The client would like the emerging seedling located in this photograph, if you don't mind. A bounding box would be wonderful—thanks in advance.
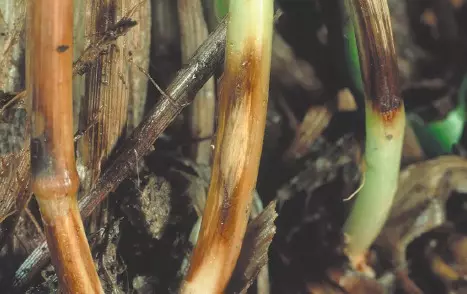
[27,1,103,292]
[342,0,406,269]
[181,0,274,292]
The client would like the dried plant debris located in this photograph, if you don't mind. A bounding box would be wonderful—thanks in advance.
[120,175,172,240]
[0,91,20,108]
[284,104,333,161]
[167,157,211,216]
[24,219,126,294]
[271,32,322,92]
[24,265,59,294]
[227,201,278,294]
[0,0,25,92]
[0,106,27,155]
[277,135,360,206]
[377,156,467,268]
[95,219,126,294]
[132,275,158,294]
[73,17,137,76]
[0,102,29,225]
[307,268,385,294]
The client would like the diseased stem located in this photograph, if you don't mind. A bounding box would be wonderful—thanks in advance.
[342,0,405,268]
[26,1,103,293]
[181,0,274,292]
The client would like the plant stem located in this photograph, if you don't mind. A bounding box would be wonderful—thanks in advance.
[181,0,274,292]
[342,0,405,267]
[27,1,103,292]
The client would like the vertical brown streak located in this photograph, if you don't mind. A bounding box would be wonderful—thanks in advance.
[352,0,401,114]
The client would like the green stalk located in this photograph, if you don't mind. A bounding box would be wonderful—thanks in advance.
[181,0,273,293]
[342,0,405,267]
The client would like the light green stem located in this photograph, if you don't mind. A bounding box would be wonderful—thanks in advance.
[342,0,405,264]
[344,103,405,260]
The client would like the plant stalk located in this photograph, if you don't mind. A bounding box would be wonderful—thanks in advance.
[181,0,274,292]
[26,1,103,292]
[342,0,405,267]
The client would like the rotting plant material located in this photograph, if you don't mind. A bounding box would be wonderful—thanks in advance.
[180,0,274,292]
[26,0,103,292]
[226,201,278,293]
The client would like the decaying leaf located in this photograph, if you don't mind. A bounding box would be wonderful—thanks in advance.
[284,104,333,161]
[227,201,278,294]
[337,88,358,112]
[277,135,360,206]
[307,268,385,294]
[271,32,322,92]
[377,156,467,267]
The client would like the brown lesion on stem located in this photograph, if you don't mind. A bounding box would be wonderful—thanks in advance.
[29,0,78,201]
[183,37,270,293]
[351,0,402,119]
